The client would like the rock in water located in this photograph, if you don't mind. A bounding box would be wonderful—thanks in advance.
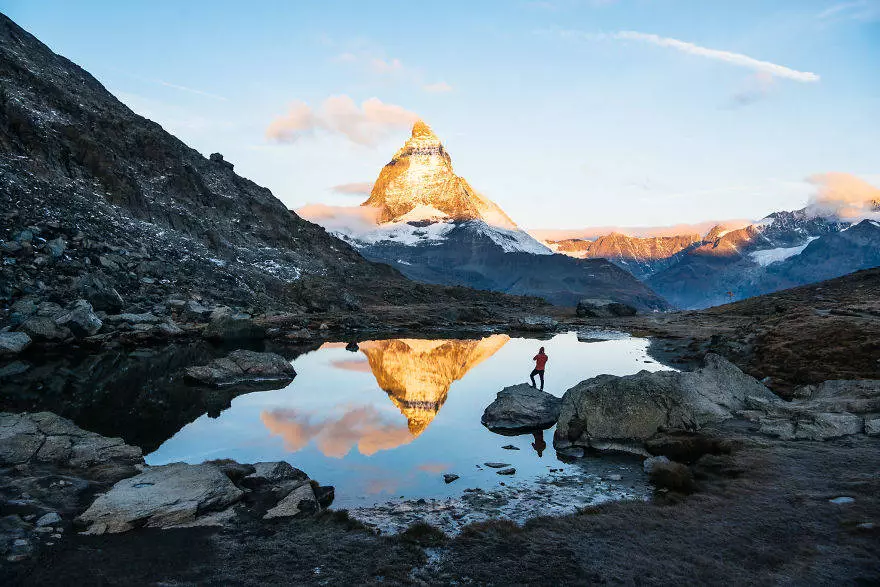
[443,474,459,484]
[554,354,777,455]
[481,384,562,433]
[185,350,296,386]
[77,462,244,534]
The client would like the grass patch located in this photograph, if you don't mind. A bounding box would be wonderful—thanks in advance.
[399,521,448,547]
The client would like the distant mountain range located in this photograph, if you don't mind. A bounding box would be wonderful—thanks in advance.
[541,206,880,309]
[301,122,669,310]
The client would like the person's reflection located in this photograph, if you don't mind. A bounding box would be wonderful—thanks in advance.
[531,430,546,457]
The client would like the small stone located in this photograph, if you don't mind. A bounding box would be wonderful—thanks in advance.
[36,512,61,527]
[484,462,511,469]
[829,496,855,505]
[496,468,516,475]
[856,522,875,530]
[443,474,459,484]
[608,474,622,481]
[501,445,520,450]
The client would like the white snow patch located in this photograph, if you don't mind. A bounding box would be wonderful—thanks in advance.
[748,237,819,266]
[471,222,553,255]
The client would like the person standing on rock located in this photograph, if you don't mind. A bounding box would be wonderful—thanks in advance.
[530,347,548,391]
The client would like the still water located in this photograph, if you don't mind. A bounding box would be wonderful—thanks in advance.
[147,331,672,511]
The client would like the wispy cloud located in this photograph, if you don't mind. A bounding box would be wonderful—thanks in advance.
[817,0,880,22]
[423,81,454,93]
[331,182,374,195]
[333,51,453,94]
[610,31,820,82]
[266,95,418,146]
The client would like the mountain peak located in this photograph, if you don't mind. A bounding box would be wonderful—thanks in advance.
[363,121,517,228]
[411,119,437,141]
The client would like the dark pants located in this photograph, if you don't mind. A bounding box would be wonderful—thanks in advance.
[530,369,544,390]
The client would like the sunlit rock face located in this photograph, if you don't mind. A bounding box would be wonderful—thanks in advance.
[363,121,517,228]
[359,335,510,435]
[547,233,702,279]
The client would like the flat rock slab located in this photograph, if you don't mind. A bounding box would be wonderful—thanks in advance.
[78,462,244,534]
[185,349,296,386]
[481,384,562,432]
[0,412,142,476]
[484,462,511,468]
[263,482,317,519]
[0,332,32,355]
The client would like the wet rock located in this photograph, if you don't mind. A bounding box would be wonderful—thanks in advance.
[481,384,562,433]
[19,316,68,342]
[77,462,244,534]
[511,315,558,332]
[0,332,31,355]
[554,354,777,456]
[54,300,102,337]
[443,474,460,484]
[576,299,637,318]
[345,341,359,352]
[77,274,124,312]
[263,482,318,519]
[496,468,516,475]
[185,350,296,386]
[202,314,265,341]
[501,445,520,450]
[484,463,511,468]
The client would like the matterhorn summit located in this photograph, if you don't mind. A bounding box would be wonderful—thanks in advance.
[364,120,517,229]
[303,120,668,310]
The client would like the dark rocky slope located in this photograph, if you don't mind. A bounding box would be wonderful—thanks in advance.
[0,13,530,329]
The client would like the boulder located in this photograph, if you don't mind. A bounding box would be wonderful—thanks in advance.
[185,349,296,386]
[45,237,66,258]
[242,461,308,488]
[19,316,68,342]
[202,314,265,341]
[737,380,880,441]
[511,316,558,332]
[481,384,562,432]
[576,299,637,318]
[263,482,318,519]
[77,274,124,312]
[77,462,244,534]
[554,354,777,455]
[0,332,31,355]
[54,300,102,337]
[0,412,142,479]
[104,312,162,325]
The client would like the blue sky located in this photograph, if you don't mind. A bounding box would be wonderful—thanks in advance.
[4,0,879,228]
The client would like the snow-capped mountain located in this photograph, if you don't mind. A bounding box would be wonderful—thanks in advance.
[304,121,669,310]
[543,203,879,309]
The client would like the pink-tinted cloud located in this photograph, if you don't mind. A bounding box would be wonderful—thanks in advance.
[330,358,373,373]
[266,96,418,146]
[261,406,414,458]
[296,203,380,231]
[806,172,880,221]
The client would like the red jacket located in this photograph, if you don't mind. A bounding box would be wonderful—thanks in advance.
[533,352,548,370]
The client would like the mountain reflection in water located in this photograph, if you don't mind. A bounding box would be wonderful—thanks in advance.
[260,335,509,457]
[146,332,671,507]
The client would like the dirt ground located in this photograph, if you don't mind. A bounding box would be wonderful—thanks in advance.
[4,423,879,586]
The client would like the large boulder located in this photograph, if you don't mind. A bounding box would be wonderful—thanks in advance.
[554,354,776,456]
[576,299,637,318]
[0,412,142,479]
[77,462,244,534]
[54,300,102,337]
[0,332,31,355]
[19,316,68,341]
[481,384,562,433]
[739,380,880,441]
[77,274,124,313]
[185,349,296,386]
